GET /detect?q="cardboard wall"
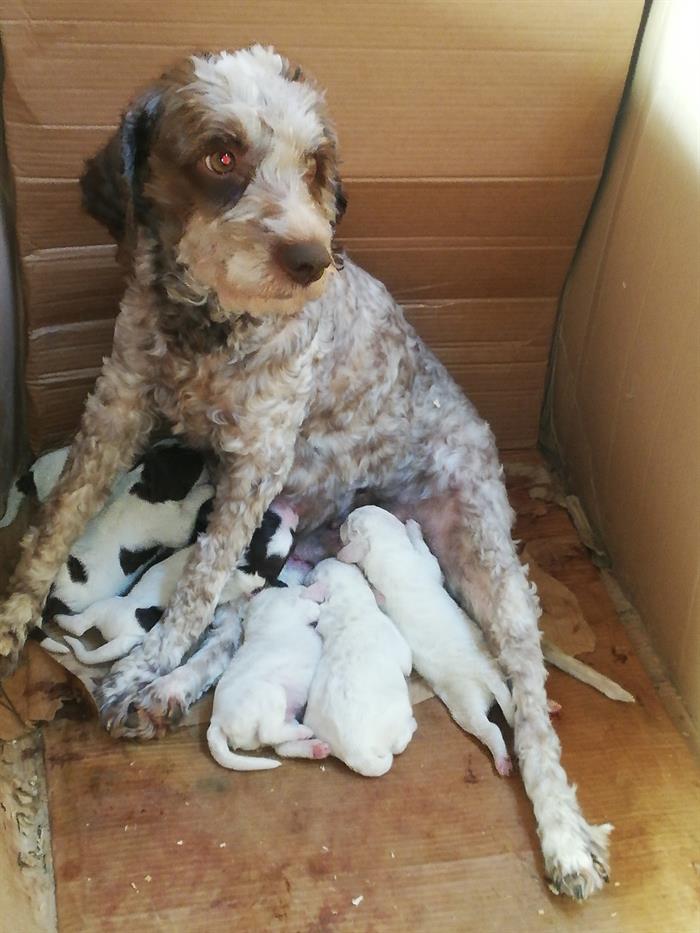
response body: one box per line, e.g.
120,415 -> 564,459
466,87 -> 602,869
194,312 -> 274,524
548,0 -> 700,725
0,1 -> 643,452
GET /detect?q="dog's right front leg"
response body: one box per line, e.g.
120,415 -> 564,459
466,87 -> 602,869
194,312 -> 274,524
0,354 -> 154,675
98,439 -> 298,740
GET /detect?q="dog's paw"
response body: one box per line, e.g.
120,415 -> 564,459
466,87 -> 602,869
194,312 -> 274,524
97,670 -> 161,741
99,694 -> 166,741
143,676 -> 192,728
99,673 -> 191,741
0,593 -> 37,677
0,630 -> 23,679
544,821 -> 612,900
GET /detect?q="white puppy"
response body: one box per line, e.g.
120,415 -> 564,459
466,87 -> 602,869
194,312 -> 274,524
277,559 -> 416,777
207,585 -> 329,771
338,506 -> 514,775
54,547 -> 263,664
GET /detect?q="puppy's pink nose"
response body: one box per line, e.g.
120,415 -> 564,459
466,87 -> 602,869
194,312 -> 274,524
277,241 -> 331,286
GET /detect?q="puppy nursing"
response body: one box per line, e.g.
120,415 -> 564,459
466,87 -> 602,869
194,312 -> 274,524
54,547 -> 262,664
207,586 -> 329,770
338,506 -> 514,776
43,450 -> 213,621
277,559 -> 416,777
46,483 -> 296,663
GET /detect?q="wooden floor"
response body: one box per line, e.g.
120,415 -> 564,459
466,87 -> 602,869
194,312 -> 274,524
16,457 -> 700,930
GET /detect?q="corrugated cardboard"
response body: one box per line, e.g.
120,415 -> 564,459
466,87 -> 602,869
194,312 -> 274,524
0,0 -> 643,452
547,0 -> 700,726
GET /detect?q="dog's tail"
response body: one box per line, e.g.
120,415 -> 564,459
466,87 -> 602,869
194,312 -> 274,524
207,723 -> 281,771
541,638 -> 635,703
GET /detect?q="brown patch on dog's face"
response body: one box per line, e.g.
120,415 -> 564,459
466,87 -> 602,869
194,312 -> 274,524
82,47 -> 345,321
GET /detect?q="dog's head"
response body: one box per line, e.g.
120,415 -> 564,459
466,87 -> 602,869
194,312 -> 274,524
81,46 -> 346,319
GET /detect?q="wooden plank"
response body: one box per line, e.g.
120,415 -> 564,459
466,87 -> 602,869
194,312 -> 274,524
12,177 -> 597,255
351,243 -> 573,301
25,358 -> 548,453
1,1 -> 642,178
21,243 -> 571,330
25,299 -> 557,377
2,1 -> 643,54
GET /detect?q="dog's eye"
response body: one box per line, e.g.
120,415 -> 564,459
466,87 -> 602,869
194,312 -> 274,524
204,151 -> 237,175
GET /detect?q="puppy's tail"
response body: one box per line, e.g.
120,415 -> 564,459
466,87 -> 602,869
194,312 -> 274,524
207,723 -> 281,771
541,638 -> 635,703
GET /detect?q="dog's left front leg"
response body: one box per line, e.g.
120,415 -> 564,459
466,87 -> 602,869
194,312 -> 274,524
97,440 -> 296,740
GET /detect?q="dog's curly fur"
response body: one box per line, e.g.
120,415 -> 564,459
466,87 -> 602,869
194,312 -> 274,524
0,46 -> 611,898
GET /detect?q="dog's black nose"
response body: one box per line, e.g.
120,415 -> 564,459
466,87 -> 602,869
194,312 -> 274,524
277,241 -> 331,286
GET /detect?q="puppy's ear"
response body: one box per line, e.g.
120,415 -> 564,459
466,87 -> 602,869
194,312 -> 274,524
302,581 -> 328,603
336,539 -> 368,565
80,90 -> 161,243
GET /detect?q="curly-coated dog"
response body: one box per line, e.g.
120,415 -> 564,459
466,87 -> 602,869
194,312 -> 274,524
0,45 -> 610,898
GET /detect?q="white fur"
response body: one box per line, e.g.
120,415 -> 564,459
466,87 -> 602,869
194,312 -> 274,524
338,506 -> 514,776
277,559 -> 416,776
49,467 -> 213,615
140,600 -> 247,724
277,556 -> 313,586
54,547 -> 262,664
207,586 -> 328,771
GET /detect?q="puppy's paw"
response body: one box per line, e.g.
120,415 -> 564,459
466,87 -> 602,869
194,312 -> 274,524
495,755 -> 513,777
311,741 -> 331,759
544,820 -> 612,900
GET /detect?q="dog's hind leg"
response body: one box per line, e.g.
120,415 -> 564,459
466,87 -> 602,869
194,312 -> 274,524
64,634 -> 143,665
275,738 -> 330,760
0,339 -> 155,676
412,445 -> 611,900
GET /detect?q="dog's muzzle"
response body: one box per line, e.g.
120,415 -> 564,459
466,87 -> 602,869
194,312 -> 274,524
277,241 -> 331,286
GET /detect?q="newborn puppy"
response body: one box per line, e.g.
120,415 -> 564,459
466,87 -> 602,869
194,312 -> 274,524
51,500 -> 297,662
338,506 -> 514,775
239,499 -> 299,584
54,547 -> 263,664
207,586 -> 329,771
277,559 -> 416,776
42,454 -> 213,621
277,556 -> 314,586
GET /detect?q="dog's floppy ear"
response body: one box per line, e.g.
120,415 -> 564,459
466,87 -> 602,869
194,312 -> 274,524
334,177 -> 348,225
80,90 -> 161,243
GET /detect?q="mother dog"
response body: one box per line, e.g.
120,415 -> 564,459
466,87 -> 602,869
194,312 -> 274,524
0,46 -> 610,898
